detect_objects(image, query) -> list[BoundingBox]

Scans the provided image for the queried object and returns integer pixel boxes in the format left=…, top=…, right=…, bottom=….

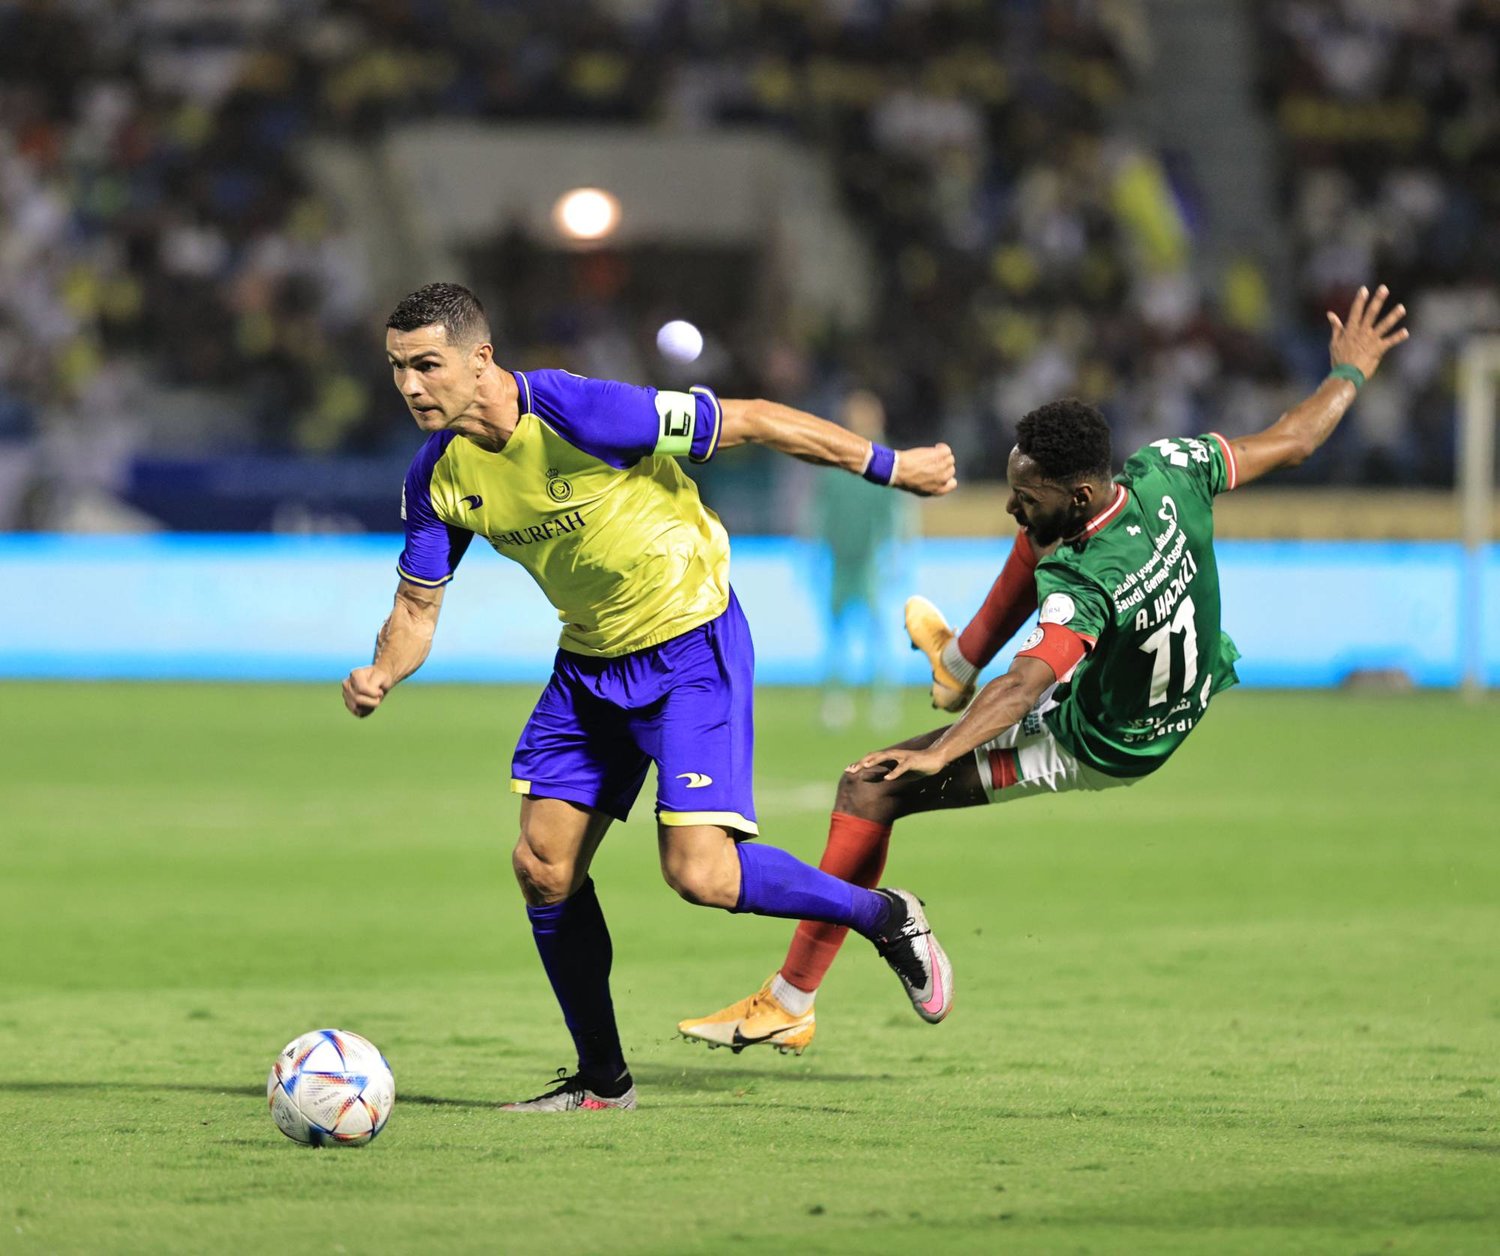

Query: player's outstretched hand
left=342, top=665, right=392, bottom=718
left=1328, top=284, right=1409, bottom=381
left=893, top=443, right=957, bottom=497
left=846, top=745, right=949, bottom=781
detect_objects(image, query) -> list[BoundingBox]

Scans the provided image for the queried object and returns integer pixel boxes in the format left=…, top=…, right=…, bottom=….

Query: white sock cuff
left=940, top=636, right=978, bottom=687
left=771, top=971, right=816, bottom=1016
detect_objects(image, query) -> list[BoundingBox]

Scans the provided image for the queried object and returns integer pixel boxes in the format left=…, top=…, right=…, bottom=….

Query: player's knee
left=659, top=848, right=736, bottom=909
left=659, top=855, right=707, bottom=904
left=511, top=837, right=574, bottom=906
left=835, top=770, right=902, bottom=824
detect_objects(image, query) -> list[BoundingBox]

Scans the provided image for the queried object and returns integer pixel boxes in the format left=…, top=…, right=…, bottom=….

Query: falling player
left=680, top=284, right=1409, bottom=1054
left=341, top=283, right=959, bottom=1110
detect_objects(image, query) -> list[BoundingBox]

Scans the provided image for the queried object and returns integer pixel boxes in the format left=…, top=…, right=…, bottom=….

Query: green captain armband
left=1327, top=363, right=1366, bottom=390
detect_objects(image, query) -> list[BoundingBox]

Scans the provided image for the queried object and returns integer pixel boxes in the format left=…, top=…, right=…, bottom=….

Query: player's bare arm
left=850, top=654, right=1059, bottom=781
left=1230, top=284, right=1410, bottom=487
left=342, top=580, right=445, bottom=717
left=717, top=397, right=957, bottom=496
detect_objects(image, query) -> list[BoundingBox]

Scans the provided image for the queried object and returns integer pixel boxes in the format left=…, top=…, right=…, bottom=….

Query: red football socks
left=779, top=812, right=893, bottom=993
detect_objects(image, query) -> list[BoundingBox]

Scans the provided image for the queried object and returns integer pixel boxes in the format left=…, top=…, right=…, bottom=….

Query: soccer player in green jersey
left=680, top=284, right=1408, bottom=1054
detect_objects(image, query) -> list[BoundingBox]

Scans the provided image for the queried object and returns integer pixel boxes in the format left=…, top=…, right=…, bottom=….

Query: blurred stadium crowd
left=0, top=0, right=1496, bottom=530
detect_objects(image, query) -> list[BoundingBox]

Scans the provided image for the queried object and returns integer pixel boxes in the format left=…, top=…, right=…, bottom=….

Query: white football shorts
left=974, top=693, right=1143, bottom=803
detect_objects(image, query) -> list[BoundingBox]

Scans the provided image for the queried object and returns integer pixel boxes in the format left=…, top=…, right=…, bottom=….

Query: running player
left=341, top=283, right=958, bottom=1111
left=679, top=283, right=1408, bottom=1054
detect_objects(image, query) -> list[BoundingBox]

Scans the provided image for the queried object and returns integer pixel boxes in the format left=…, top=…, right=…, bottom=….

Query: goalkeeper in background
left=680, top=284, right=1408, bottom=1055
left=816, top=388, right=915, bottom=729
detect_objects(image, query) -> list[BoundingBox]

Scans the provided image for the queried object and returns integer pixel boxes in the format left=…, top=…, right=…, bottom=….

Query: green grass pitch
left=1, top=682, right=1497, bottom=1254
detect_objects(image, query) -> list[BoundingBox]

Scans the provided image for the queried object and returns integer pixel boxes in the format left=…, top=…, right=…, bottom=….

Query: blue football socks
left=525, top=878, right=629, bottom=1088
left=733, top=841, right=893, bottom=938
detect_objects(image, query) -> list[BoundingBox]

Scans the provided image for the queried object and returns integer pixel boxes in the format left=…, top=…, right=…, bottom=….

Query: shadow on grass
left=391, top=1063, right=894, bottom=1109
left=0, top=1078, right=517, bottom=1112
left=0, top=1060, right=893, bottom=1110
left=631, top=1062, right=893, bottom=1088
left=0, top=1079, right=507, bottom=1111
left=0, top=1080, right=265, bottom=1097
left=1372, top=1134, right=1500, bottom=1157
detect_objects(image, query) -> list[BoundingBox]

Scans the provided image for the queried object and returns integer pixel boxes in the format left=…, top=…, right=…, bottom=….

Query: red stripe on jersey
left=1081, top=484, right=1129, bottom=537
left=1208, top=431, right=1238, bottom=490
left=986, top=748, right=1019, bottom=792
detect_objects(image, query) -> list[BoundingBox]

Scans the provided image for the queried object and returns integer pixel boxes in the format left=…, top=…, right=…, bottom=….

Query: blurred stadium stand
left=0, top=0, right=1496, bottom=537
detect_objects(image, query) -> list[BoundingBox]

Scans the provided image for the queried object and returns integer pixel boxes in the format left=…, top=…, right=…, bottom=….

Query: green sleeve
left=1032, top=561, right=1112, bottom=640
left=1124, top=433, right=1239, bottom=499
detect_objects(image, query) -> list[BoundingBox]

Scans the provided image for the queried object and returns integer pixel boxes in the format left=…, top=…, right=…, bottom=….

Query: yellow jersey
left=397, top=369, right=729, bottom=657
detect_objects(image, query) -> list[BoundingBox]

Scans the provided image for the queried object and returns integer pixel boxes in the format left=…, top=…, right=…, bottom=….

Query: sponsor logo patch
left=489, top=509, right=586, bottom=548
left=1039, top=593, right=1076, bottom=625
left=676, top=772, right=714, bottom=789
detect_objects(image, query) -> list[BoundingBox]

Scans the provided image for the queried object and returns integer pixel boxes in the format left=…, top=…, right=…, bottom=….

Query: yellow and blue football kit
left=396, top=369, right=756, bottom=832
left=398, top=370, right=727, bottom=656
left=389, top=367, right=951, bottom=1102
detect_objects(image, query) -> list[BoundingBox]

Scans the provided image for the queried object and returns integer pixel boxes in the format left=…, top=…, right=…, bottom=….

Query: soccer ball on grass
left=267, top=1028, right=394, bottom=1146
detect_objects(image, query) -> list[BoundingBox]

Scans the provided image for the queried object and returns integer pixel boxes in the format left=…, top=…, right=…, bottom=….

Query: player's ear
left=470, top=341, right=493, bottom=373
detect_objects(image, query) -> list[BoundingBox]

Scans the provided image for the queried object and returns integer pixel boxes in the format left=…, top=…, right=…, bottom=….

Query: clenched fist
left=342, top=665, right=392, bottom=718
left=893, top=442, right=957, bottom=497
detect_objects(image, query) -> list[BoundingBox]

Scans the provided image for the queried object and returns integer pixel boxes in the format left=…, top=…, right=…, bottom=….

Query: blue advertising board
left=0, top=535, right=1494, bottom=687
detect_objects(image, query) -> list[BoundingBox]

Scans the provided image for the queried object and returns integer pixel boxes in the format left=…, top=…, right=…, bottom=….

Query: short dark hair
left=1016, top=398, right=1112, bottom=483
left=386, top=282, right=490, bottom=347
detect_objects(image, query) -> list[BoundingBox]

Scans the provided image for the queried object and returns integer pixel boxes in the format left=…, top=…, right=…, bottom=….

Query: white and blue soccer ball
left=267, top=1029, right=395, bottom=1147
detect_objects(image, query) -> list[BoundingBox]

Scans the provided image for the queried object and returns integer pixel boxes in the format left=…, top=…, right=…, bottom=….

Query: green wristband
left=1328, top=363, right=1366, bottom=389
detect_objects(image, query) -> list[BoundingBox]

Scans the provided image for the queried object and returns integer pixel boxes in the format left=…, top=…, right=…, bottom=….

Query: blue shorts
left=510, top=589, right=757, bottom=835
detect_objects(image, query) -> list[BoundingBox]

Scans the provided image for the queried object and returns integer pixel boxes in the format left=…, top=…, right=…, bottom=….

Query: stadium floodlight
left=656, top=319, right=704, bottom=364
left=553, top=187, right=621, bottom=242
left=1458, top=335, right=1500, bottom=695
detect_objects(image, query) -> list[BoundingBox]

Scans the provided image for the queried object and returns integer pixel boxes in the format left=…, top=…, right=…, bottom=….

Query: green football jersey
left=1032, top=432, right=1243, bottom=777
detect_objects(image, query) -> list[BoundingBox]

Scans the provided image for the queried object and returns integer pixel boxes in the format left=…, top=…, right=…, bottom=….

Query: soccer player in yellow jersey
left=340, top=283, right=958, bottom=1111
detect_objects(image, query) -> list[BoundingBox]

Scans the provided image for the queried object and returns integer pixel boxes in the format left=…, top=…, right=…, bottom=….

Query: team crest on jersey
left=1020, top=627, right=1045, bottom=651
left=545, top=468, right=573, bottom=503
left=1151, top=438, right=1211, bottom=467
left=1039, top=593, right=1076, bottom=625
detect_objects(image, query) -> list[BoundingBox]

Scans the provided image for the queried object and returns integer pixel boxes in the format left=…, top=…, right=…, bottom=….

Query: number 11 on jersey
left=1139, top=595, right=1198, bottom=707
